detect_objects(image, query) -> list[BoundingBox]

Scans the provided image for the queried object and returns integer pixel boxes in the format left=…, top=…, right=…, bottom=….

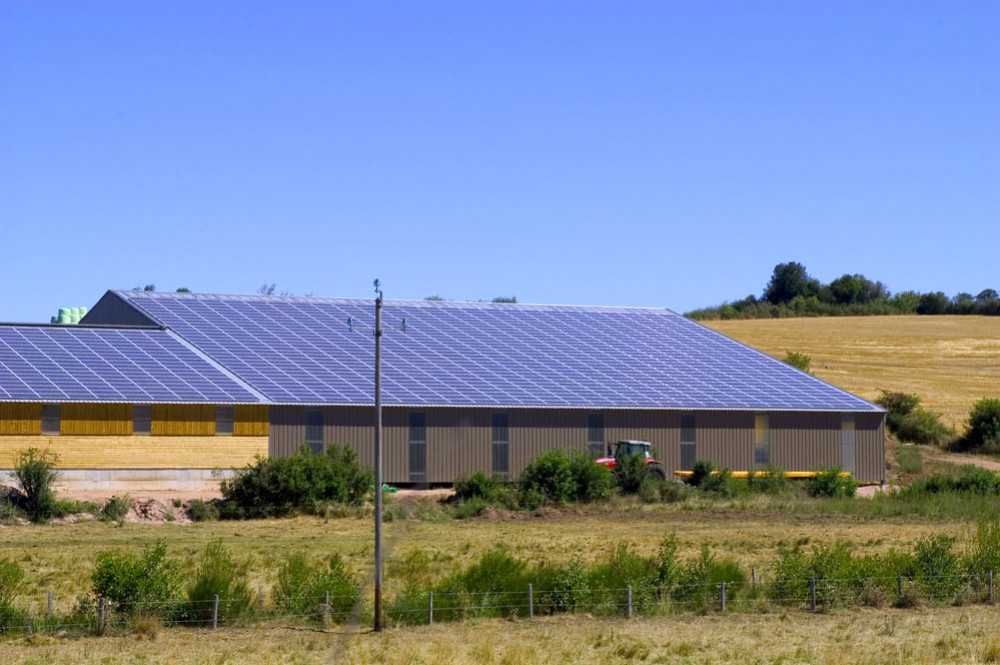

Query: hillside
left=702, top=315, right=1000, bottom=429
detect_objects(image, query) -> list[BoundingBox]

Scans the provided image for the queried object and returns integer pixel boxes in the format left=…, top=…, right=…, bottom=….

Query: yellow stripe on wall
left=62, top=404, right=132, bottom=436
left=0, top=435, right=267, bottom=469
left=0, top=403, right=41, bottom=435
left=234, top=405, right=269, bottom=437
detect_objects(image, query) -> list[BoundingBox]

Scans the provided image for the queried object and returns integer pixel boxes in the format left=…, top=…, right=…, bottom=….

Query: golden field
left=704, top=315, right=1000, bottom=429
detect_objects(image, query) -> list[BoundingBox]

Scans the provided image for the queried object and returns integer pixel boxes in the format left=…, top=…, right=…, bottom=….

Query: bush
left=0, top=558, right=24, bottom=606
left=954, top=465, right=1000, bottom=494
left=12, top=448, right=60, bottom=523
left=220, top=444, right=373, bottom=518
left=102, top=495, right=133, bottom=522
left=807, top=467, right=857, bottom=498
left=966, top=398, right=1000, bottom=450
left=91, top=541, right=181, bottom=617
left=700, top=467, right=736, bottom=497
left=612, top=452, right=648, bottom=495
left=783, top=351, right=812, bottom=373
left=453, top=471, right=503, bottom=503
left=186, top=499, right=220, bottom=522
left=876, top=390, right=954, bottom=445
left=686, top=459, right=716, bottom=488
left=183, top=541, right=253, bottom=625
left=274, top=553, right=361, bottom=624
left=913, top=534, right=962, bottom=600
left=519, top=449, right=613, bottom=506
left=747, top=464, right=792, bottom=495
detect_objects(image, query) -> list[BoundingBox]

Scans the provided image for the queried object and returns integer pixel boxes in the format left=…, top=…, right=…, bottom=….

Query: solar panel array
left=0, top=326, right=263, bottom=403
left=115, top=291, right=880, bottom=411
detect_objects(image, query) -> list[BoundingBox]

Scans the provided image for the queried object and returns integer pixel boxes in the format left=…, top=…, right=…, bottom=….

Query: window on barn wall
left=492, top=411, right=509, bottom=480
left=680, top=412, right=696, bottom=470
left=841, top=414, right=856, bottom=475
left=754, top=415, right=770, bottom=468
left=41, top=404, right=61, bottom=435
left=305, top=407, right=323, bottom=454
left=133, top=405, right=152, bottom=435
left=216, top=406, right=234, bottom=436
left=409, top=410, right=426, bottom=483
left=587, top=411, right=604, bottom=457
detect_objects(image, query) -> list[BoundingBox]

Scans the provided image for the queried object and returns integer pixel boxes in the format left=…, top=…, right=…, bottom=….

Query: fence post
left=897, top=575, right=903, bottom=599
left=212, top=594, right=219, bottom=630
left=626, top=585, right=633, bottom=618
left=809, top=578, right=816, bottom=612
left=324, top=591, right=330, bottom=625
left=47, top=591, right=53, bottom=618
left=528, top=583, right=534, bottom=618
left=751, top=567, right=756, bottom=587
left=720, top=582, right=726, bottom=613
left=991, top=571, right=995, bottom=605
left=97, top=597, right=105, bottom=635
left=428, top=592, right=434, bottom=625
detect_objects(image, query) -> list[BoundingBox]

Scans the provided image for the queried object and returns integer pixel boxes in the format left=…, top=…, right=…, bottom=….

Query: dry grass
left=704, top=315, right=1000, bottom=428
left=4, top=607, right=1000, bottom=664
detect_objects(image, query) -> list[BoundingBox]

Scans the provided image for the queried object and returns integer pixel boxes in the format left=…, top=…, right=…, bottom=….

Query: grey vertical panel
left=605, top=410, right=680, bottom=477
left=841, top=414, right=856, bottom=475
left=697, top=411, right=754, bottom=471
left=855, top=412, right=886, bottom=483
left=269, top=406, right=306, bottom=458
left=427, top=408, right=491, bottom=483
left=509, top=409, right=588, bottom=478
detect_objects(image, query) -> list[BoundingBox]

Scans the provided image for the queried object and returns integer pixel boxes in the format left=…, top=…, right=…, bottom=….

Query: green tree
left=916, top=292, right=950, bottom=315
left=763, top=262, right=819, bottom=304
left=829, top=274, right=885, bottom=304
left=783, top=351, right=812, bottom=373
left=976, top=289, right=998, bottom=304
left=967, top=398, right=1000, bottom=450
left=492, top=296, right=517, bottom=303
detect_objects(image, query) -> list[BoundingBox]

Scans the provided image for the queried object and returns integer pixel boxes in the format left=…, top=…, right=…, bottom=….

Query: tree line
left=687, top=262, right=999, bottom=320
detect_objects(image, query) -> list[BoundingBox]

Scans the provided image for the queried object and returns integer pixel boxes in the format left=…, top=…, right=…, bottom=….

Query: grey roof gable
left=102, top=290, right=882, bottom=412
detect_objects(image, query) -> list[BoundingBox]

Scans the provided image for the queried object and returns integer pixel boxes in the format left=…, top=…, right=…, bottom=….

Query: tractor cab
left=609, top=440, right=654, bottom=460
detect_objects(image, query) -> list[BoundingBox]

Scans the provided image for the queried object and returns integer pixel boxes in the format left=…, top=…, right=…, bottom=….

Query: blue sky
left=1, top=1, right=997, bottom=322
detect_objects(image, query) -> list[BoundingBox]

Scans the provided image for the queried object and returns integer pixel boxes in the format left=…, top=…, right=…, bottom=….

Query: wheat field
left=703, top=315, right=1000, bottom=429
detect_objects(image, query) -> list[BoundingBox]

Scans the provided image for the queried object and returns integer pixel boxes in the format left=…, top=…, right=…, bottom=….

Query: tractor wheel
left=645, top=463, right=667, bottom=481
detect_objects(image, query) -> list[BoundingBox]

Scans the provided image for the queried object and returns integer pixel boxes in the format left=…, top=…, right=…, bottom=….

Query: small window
left=680, top=412, right=696, bottom=470
left=587, top=411, right=604, bottom=458
left=492, top=411, right=509, bottom=480
left=133, top=405, right=152, bottom=435
left=305, top=407, right=324, bottom=454
left=216, top=406, right=234, bottom=436
left=41, top=404, right=61, bottom=435
left=754, top=414, right=770, bottom=468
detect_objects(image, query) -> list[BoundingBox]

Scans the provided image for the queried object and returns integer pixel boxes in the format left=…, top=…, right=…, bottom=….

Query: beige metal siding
left=269, top=406, right=305, bottom=457
left=427, top=408, right=491, bottom=482
left=856, top=412, right=886, bottom=483
left=605, top=410, right=680, bottom=475
left=509, top=409, right=587, bottom=477
left=697, top=411, right=754, bottom=470
left=770, top=411, right=841, bottom=472
left=322, top=406, right=409, bottom=483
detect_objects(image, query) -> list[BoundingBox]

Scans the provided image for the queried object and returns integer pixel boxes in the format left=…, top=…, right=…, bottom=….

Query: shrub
left=700, top=467, right=736, bottom=497
left=876, top=390, right=954, bottom=445
left=967, top=398, right=1000, bottom=450
left=954, top=465, right=1000, bottom=495
left=686, top=459, right=716, bottom=488
left=589, top=543, right=659, bottom=614
left=612, top=452, right=648, bottom=495
left=452, top=496, right=490, bottom=519
left=967, top=521, right=1000, bottom=590
left=568, top=451, right=615, bottom=502
left=453, top=471, right=503, bottom=503
left=12, top=447, right=60, bottom=523
left=91, top=541, right=182, bottom=617
left=673, top=545, right=746, bottom=611
left=102, top=495, right=133, bottom=522
left=519, top=449, right=612, bottom=505
left=183, top=541, right=253, bottom=625
left=274, top=553, right=361, bottom=624
left=913, top=534, right=962, bottom=601
left=783, top=351, right=812, bottom=373
left=0, top=558, right=24, bottom=606
left=220, top=444, right=373, bottom=518
left=186, top=499, right=220, bottom=522
left=807, top=467, right=857, bottom=498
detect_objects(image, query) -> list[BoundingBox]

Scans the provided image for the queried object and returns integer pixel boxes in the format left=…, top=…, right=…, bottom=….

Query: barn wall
left=605, top=409, right=681, bottom=474
left=0, top=435, right=266, bottom=469
left=509, top=408, right=588, bottom=477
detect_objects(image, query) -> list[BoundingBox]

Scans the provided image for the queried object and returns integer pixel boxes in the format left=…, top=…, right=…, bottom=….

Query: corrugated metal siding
left=427, top=408, right=491, bottom=482
left=697, top=411, right=755, bottom=471
left=509, top=408, right=587, bottom=477
left=151, top=405, right=215, bottom=436
left=605, top=410, right=680, bottom=475
left=0, top=403, right=41, bottom=435
left=856, top=412, right=886, bottom=483
left=234, top=405, right=269, bottom=437
left=770, top=411, right=840, bottom=472
left=322, top=406, right=408, bottom=482
left=269, top=406, right=305, bottom=457
left=0, top=435, right=265, bottom=468
left=62, top=404, right=132, bottom=436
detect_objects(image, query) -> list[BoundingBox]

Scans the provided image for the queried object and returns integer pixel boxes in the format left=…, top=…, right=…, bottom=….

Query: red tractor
left=595, top=440, right=667, bottom=480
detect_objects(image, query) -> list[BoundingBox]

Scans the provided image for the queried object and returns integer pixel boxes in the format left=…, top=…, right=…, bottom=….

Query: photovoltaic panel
left=0, top=326, right=263, bottom=403
left=110, top=291, right=881, bottom=412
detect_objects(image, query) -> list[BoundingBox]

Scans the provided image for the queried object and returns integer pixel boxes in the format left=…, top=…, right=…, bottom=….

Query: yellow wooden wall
left=0, top=435, right=267, bottom=469
left=62, top=404, right=132, bottom=436
left=151, top=405, right=216, bottom=436
left=234, top=405, right=269, bottom=436
left=0, top=403, right=41, bottom=435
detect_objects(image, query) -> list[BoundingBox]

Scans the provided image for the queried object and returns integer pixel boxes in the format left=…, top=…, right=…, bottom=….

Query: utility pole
left=373, top=279, right=384, bottom=632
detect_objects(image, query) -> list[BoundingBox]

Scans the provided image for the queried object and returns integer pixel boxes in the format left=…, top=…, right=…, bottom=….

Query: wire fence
left=1, top=571, right=998, bottom=635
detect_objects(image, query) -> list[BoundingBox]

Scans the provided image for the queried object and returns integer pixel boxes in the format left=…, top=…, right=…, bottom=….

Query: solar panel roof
left=106, top=291, right=881, bottom=412
left=0, top=325, right=264, bottom=403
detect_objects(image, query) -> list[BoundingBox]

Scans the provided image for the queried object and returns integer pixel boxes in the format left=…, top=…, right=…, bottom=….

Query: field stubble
left=704, top=315, right=1000, bottom=428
